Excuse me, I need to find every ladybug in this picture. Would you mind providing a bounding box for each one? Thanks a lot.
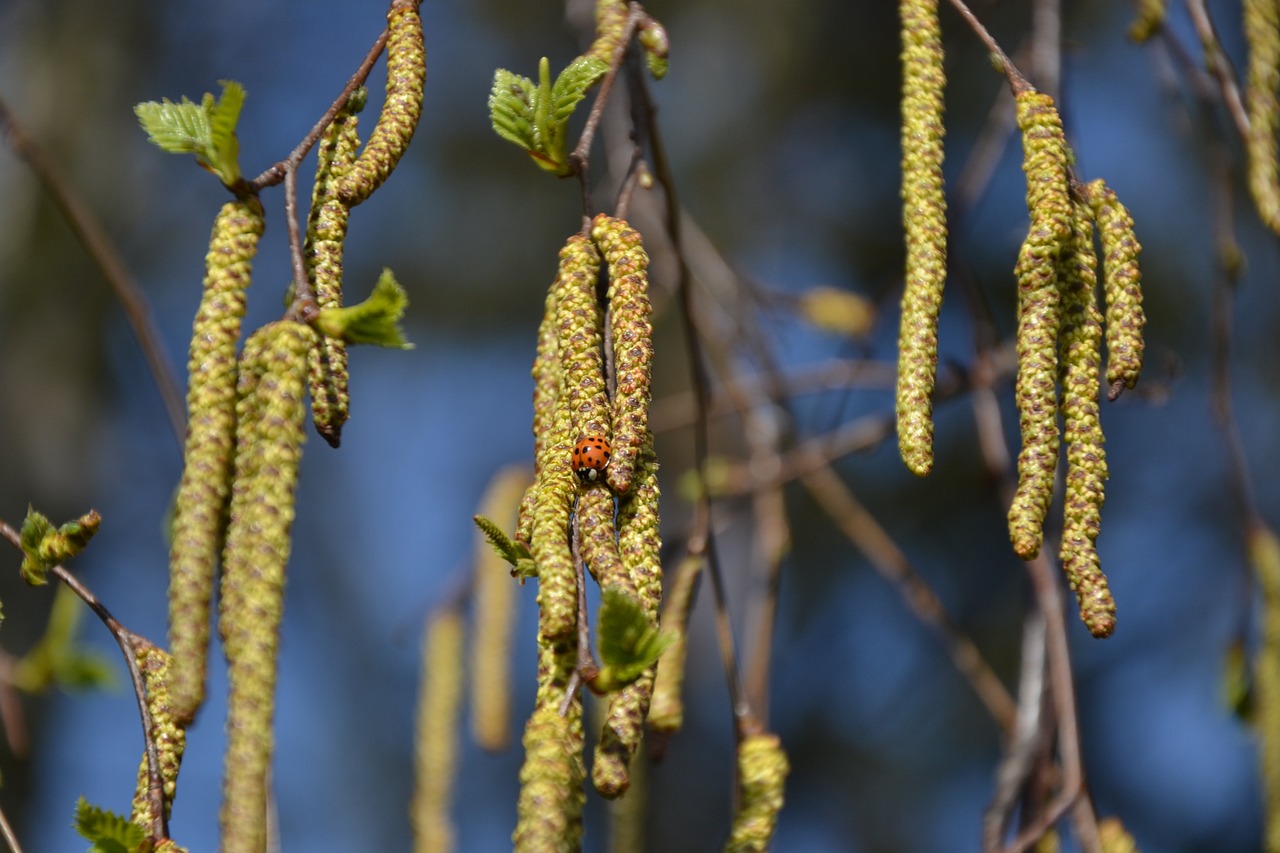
[572,435,612,484]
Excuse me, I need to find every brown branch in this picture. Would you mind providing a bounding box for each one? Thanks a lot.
[281,164,319,322]
[0,801,22,853]
[248,29,391,191]
[633,53,753,736]
[0,95,187,448]
[1184,0,1252,142]
[801,466,1019,734]
[0,519,168,841]
[945,0,1031,91]
[562,508,597,716]
[567,3,647,183]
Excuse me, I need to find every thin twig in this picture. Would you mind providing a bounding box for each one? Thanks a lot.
[0,519,167,841]
[801,466,1018,733]
[0,801,22,853]
[634,54,753,735]
[0,95,187,448]
[1184,0,1252,142]
[945,0,1030,91]
[567,4,647,179]
[562,508,597,716]
[248,30,391,191]
[281,164,318,321]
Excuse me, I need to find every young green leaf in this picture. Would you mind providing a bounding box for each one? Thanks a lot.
[73,797,146,853]
[592,587,674,693]
[205,79,245,186]
[18,507,100,586]
[472,514,534,577]
[488,69,538,151]
[315,268,413,349]
[550,55,608,128]
[134,80,244,186]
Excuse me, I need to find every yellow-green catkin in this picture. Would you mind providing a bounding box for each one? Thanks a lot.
[1128,0,1166,43]
[1250,523,1280,853]
[471,465,530,752]
[306,104,361,447]
[1058,201,1116,639]
[558,233,611,444]
[168,196,265,725]
[648,553,702,735]
[218,320,315,853]
[517,278,566,547]
[412,608,464,853]
[1085,179,1145,400]
[724,733,790,853]
[578,485,623,587]
[515,614,584,852]
[896,0,947,478]
[1246,0,1280,234]
[1008,89,1071,561]
[130,641,186,835]
[588,0,629,64]
[594,440,662,798]
[1097,817,1141,853]
[531,235,607,643]
[338,0,425,207]
[590,214,654,495]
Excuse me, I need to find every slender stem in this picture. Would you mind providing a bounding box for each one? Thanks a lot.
[282,164,318,322]
[567,4,646,177]
[945,0,1030,91]
[0,520,167,841]
[562,508,597,716]
[0,801,23,853]
[634,60,752,735]
[248,30,390,191]
[0,95,187,448]
[1184,0,1252,142]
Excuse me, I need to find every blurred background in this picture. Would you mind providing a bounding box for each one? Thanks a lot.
[0,0,1275,851]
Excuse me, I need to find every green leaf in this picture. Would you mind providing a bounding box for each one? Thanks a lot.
[550,55,607,127]
[488,69,538,151]
[315,269,413,349]
[134,97,210,156]
[206,79,245,185]
[18,507,54,586]
[134,80,244,186]
[593,587,674,692]
[73,797,146,853]
[473,515,535,579]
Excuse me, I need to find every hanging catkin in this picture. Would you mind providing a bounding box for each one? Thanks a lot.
[896,0,948,477]
[1057,200,1115,638]
[168,196,265,725]
[218,320,315,853]
[338,0,426,207]
[1007,89,1071,560]
[1245,0,1280,233]
[1085,179,1145,399]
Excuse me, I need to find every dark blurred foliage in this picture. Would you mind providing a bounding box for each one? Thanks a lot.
[0,1,1278,851]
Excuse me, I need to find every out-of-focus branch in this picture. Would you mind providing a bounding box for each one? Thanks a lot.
[0,95,186,448]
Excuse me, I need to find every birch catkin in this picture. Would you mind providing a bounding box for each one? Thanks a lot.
[168,196,265,725]
[306,104,360,447]
[1085,179,1145,399]
[590,214,654,495]
[1057,202,1115,638]
[1245,0,1280,233]
[338,0,426,206]
[896,0,947,477]
[130,641,186,834]
[724,733,790,852]
[593,438,663,798]
[218,320,315,853]
[1008,89,1071,561]
[412,608,464,853]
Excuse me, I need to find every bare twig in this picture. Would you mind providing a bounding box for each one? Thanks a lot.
[0,519,168,841]
[945,0,1030,91]
[1184,0,1252,142]
[0,801,23,853]
[248,29,391,191]
[0,95,187,448]
[567,3,647,183]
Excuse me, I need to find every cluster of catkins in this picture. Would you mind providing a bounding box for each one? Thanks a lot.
[160,2,425,851]
[896,0,1145,639]
[511,213,662,850]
